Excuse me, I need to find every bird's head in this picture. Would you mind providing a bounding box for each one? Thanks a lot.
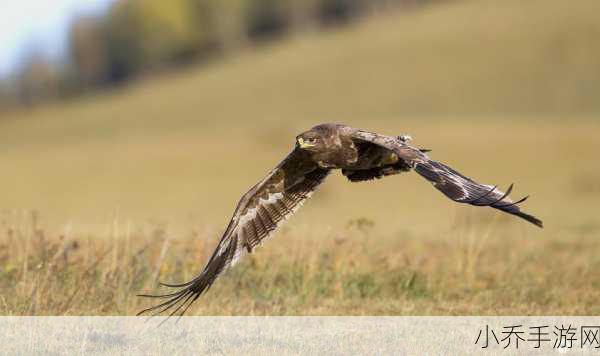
[296,124,340,153]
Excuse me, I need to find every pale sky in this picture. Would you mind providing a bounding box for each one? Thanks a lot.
[0,0,115,78]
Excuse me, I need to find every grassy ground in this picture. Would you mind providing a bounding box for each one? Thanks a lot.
[0,0,599,315]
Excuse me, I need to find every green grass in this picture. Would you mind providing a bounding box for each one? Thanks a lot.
[0,0,599,315]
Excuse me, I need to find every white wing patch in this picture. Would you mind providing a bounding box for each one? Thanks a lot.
[220,190,316,267]
[237,192,284,225]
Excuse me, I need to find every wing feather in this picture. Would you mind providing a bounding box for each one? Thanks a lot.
[351,130,543,228]
[137,149,330,316]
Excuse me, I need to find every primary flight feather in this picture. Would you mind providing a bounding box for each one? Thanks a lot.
[138,123,542,317]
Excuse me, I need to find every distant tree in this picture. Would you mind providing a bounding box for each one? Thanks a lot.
[16,52,59,106]
[102,1,143,82]
[68,15,109,90]
[103,0,202,82]
[246,0,290,39]
[0,82,15,111]
[284,0,321,32]
[202,0,250,53]
[318,0,363,25]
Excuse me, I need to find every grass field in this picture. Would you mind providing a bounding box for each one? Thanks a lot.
[0,0,599,315]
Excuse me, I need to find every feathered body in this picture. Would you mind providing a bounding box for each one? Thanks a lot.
[138,123,542,318]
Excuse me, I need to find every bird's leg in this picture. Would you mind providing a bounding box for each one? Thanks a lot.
[398,134,413,143]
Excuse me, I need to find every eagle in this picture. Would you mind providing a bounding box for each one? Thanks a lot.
[138,123,542,317]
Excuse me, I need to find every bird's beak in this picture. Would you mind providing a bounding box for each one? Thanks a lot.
[297,137,315,149]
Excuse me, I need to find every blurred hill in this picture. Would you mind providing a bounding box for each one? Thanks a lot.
[0,0,599,230]
[2,0,599,115]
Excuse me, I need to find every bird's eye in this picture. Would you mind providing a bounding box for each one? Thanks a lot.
[308,138,316,143]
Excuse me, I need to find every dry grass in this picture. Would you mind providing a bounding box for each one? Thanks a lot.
[1,209,599,316]
[0,0,599,315]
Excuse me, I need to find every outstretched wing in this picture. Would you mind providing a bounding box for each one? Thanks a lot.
[351,130,543,228]
[137,149,330,317]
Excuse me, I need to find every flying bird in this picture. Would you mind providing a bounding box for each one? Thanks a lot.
[138,123,542,317]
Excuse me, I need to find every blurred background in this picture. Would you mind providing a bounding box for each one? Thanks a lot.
[0,0,599,315]
[0,0,599,230]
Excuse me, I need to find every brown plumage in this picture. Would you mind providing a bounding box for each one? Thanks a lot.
[138,123,542,317]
